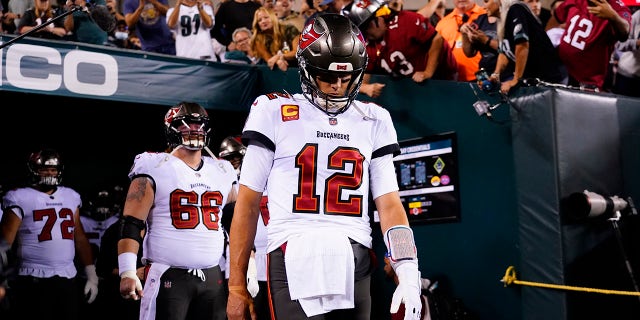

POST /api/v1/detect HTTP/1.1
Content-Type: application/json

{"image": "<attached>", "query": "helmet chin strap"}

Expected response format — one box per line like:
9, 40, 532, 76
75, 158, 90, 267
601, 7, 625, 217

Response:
313, 94, 348, 113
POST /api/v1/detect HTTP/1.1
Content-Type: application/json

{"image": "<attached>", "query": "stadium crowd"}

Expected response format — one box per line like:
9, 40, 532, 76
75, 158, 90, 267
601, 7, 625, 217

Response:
0, 0, 638, 95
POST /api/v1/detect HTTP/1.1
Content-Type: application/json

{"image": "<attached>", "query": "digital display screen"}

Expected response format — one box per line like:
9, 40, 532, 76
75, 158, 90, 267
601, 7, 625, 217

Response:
393, 132, 461, 224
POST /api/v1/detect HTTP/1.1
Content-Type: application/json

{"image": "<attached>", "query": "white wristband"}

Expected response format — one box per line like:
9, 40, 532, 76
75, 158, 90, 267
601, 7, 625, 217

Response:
118, 252, 138, 276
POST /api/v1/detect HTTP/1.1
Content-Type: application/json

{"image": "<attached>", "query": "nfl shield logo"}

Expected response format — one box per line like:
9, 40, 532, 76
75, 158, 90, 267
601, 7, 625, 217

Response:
164, 281, 172, 289
329, 118, 338, 125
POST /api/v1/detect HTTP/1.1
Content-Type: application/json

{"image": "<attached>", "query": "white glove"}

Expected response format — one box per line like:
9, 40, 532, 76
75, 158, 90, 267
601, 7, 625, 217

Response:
247, 255, 259, 298
121, 270, 144, 301
84, 265, 99, 304
390, 263, 422, 320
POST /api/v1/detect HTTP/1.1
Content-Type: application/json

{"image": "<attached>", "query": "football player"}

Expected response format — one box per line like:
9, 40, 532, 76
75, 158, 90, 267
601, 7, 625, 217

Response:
117, 102, 237, 320
226, 13, 423, 320
0, 148, 99, 319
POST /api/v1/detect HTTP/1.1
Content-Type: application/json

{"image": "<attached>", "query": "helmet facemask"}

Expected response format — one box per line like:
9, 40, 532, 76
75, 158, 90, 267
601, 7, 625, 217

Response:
300, 66, 365, 116
169, 118, 210, 150
164, 102, 211, 151
89, 190, 114, 221
28, 149, 63, 187
38, 174, 61, 186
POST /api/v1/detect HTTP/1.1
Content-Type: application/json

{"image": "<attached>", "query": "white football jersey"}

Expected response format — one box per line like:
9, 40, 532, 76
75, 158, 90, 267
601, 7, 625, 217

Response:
128, 152, 237, 269
241, 93, 401, 253
81, 214, 120, 249
166, 4, 216, 61
2, 186, 82, 278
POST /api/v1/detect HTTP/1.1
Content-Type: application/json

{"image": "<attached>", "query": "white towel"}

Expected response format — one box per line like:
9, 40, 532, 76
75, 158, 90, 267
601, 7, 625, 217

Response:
139, 263, 170, 320
285, 231, 354, 317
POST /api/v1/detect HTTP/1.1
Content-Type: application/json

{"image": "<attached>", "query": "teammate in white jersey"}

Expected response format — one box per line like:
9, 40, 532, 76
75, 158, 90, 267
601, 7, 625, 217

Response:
81, 188, 121, 261
166, 0, 216, 61
0, 148, 99, 319
226, 13, 423, 320
117, 102, 238, 320
219, 136, 269, 320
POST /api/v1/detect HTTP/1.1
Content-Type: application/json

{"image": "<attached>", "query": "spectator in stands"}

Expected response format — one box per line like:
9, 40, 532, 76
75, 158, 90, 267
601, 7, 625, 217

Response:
17, 0, 68, 40
211, 0, 261, 50
388, 0, 402, 11
129, 33, 142, 48
107, 0, 126, 23
223, 26, 261, 64
299, 0, 317, 22
346, 0, 458, 82
545, 0, 565, 47
487, 0, 565, 93
460, 7, 514, 81
8, 0, 31, 31
304, 0, 346, 26
64, 0, 109, 45
109, 19, 137, 48
256, 0, 273, 10
435, 0, 487, 81
612, 6, 639, 97
274, 0, 305, 32
123, 0, 176, 54
251, 7, 300, 71
53, 0, 66, 17
343, 0, 387, 98
393, 0, 446, 27
524, 0, 551, 27
0, 148, 99, 319
105, 0, 129, 47
166, 0, 217, 60
431, 0, 446, 26
0, 5, 3, 34
555, 0, 630, 91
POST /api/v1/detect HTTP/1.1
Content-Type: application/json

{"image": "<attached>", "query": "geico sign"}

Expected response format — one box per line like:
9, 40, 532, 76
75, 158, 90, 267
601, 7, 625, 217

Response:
1, 43, 117, 96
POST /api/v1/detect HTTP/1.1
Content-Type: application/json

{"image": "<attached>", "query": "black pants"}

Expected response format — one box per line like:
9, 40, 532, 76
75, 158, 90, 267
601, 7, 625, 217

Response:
267, 241, 372, 320
155, 265, 226, 320
11, 275, 79, 319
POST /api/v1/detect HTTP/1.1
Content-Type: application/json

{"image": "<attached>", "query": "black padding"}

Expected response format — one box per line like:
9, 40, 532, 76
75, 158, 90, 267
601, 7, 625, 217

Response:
120, 215, 146, 244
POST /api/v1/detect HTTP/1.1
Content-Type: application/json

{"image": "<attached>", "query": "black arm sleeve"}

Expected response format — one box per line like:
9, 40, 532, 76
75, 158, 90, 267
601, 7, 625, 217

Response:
221, 202, 235, 235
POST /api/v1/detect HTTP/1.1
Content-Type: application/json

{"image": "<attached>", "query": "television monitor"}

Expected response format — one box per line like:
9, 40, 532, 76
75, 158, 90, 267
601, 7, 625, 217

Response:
393, 132, 461, 224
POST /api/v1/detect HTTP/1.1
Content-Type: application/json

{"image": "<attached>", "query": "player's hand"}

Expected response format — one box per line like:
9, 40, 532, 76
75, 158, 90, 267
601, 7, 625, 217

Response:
227, 286, 257, 320
84, 265, 99, 304
390, 263, 422, 320
120, 270, 144, 300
